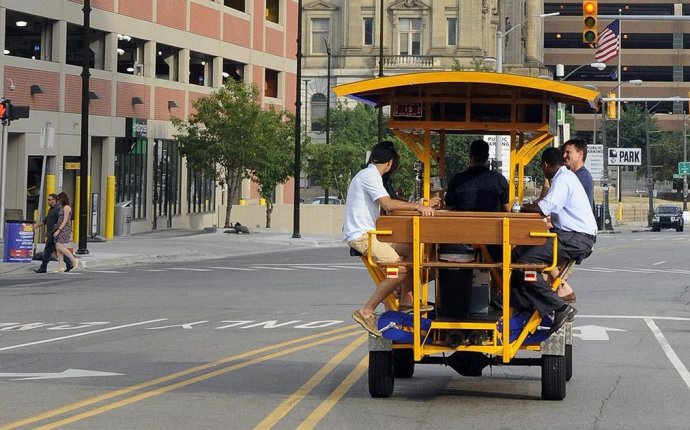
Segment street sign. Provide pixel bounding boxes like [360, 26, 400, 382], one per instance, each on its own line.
[673, 174, 685, 179]
[608, 148, 641, 166]
[585, 144, 603, 181]
[679, 161, 690, 175]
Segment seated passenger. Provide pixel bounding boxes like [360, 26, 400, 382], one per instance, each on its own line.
[513, 147, 597, 334]
[445, 139, 510, 212]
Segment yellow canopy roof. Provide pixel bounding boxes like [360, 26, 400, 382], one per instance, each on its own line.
[333, 71, 601, 111]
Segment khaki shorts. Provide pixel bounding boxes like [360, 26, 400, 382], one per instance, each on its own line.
[348, 234, 400, 265]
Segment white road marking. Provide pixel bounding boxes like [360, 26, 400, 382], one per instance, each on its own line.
[249, 266, 297, 271]
[573, 324, 626, 340]
[140, 269, 166, 272]
[0, 369, 123, 381]
[90, 270, 124, 274]
[208, 267, 257, 271]
[325, 265, 367, 270]
[578, 315, 690, 321]
[289, 266, 338, 271]
[169, 268, 213, 272]
[645, 318, 690, 393]
[0, 319, 168, 352]
[651, 261, 666, 266]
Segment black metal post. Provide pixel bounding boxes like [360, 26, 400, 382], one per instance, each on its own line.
[323, 38, 331, 204]
[77, 0, 91, 255]
[601, 111, 613, 230]
[377, 0, 384, 143]
[292, 0, 303, 238]
[645, 102, 654, 226]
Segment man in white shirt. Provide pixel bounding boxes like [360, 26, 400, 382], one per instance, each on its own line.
[345, 141, 437, 337]
[515, 147, 597, 334]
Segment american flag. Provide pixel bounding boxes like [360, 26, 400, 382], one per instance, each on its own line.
[595, 20, 620, 63]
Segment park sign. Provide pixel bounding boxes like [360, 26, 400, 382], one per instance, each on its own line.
[608, 148, 641, 166]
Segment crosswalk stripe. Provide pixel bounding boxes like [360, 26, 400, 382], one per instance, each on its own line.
[249, 266, 297, 271]
[169, 268, 213, 272]
[289, 266, 338, 270]
[208, 267, 257, 271]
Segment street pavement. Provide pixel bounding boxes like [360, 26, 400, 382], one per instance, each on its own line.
[0, 227, 344, 276]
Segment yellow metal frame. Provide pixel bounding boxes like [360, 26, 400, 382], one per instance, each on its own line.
[338, 71, 597, 364]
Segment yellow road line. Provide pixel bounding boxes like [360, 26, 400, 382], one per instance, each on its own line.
[296, 355, 369, 430]
[253, 334, 367, 430]
[32, 331, 362, 430]
[1, 325, 359, 430]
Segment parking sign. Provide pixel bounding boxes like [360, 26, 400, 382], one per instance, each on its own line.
[608, 148, 641, 166]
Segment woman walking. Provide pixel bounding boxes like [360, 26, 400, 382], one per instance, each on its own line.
[54, 192, 79, 272]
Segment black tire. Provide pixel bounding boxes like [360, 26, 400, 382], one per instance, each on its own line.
[565, 344, 573, 382]
[369, 351, 394, 398]
[652, 226, 660, 232]
[677, 225, 683, 232]
[393, 348, 415, 378]
[541, 354, 566, 400]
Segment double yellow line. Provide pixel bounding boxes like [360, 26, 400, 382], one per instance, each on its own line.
[1, 325, 369, 430]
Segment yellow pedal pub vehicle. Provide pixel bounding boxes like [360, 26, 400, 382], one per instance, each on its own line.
[333, 71, 600, 400]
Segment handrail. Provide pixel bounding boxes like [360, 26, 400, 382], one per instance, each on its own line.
[366, 229, 392, 267]
[529, 231, 558, 271]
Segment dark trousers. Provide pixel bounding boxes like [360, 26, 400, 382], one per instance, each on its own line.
[39, 234, 72, 271]
[511, 231, 594, 317]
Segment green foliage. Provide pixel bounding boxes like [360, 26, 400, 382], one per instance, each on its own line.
[451, 57, 495, 72]
[172, 79, 290, 227]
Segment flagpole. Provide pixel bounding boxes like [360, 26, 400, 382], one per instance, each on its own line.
[616, 9, 623, 220]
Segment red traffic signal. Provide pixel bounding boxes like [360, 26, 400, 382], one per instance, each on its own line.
[582, 1, 598, 43]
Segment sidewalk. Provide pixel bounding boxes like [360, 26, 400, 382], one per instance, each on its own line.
[0, 228, 344, 275]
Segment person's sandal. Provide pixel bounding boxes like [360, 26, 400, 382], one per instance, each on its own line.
[352, 310, 381, 337]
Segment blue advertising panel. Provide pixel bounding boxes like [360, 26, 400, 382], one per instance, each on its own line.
[3, 221, 35, 263]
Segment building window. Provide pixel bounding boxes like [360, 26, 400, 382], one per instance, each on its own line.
[224, 0, 245, 12]
[265, 68, 279, 98]
[363, 17, 374, 46]
[223, 59, 245, 83]
[4, 11, 53, 61]
[311, 18, 330, 54]
[115, 138, 148, 220]
[117, 34, 146, 75]
[399, 18, 422, 55]
[447, 18, 457, 46]
[190, 51, 214, 87]
[153, 139, 181, 221]
[311, 93, 327, 132]
[156, 43, 180, 81]
[266, 0, 280, 24]
[187, 169, 216, 213]
[66, 24, 107, 70]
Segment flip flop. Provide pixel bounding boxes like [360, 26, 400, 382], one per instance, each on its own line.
[352, 310, 381, 337]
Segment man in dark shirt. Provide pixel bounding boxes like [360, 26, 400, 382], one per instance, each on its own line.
[445, 139, 510, 212]
[33, 193, 73, 273]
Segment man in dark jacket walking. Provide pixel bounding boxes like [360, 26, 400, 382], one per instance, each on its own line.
[33, 193, 73, 273]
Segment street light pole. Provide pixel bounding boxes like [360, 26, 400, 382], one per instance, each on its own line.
[645, 101, 654, 226]
[377, 0, 384, 143]
[684, 114, 688, 211]
[323, 37, 331, 205]
[292, 0, 303, 239]
[77, 0, 91, 255]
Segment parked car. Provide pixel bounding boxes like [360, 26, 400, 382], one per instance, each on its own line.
[306, 196, 343, 205]
[651, 205, 684, 232]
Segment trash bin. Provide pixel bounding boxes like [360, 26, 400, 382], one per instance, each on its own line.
[594, 204, 604, 231]
[3, 220, 35, 263]
[114, 200, 133, 236]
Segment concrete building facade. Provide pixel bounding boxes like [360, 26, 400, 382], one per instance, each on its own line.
[0, 0, 298, 235]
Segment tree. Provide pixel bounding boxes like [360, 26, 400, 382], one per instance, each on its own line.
[250, 108, 294, 228]
[172, 80, 264, 228]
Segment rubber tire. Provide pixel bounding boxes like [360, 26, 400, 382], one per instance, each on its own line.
[369, 351, 394, 398]
[652, 226, 660, 232]
[565, 344, 573, 382]
[541, 354, 567, 400]
[677, 225, 683, 232]
[393, 348, 415, 378]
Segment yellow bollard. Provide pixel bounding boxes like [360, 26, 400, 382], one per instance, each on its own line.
[616, 203, 623, 222]
[105, 176, 115, 239]
[259, 198, 266, 206]
[74, 176, 80, 244]
[45, 175, 55, 215]
[239, 199, 247, 206]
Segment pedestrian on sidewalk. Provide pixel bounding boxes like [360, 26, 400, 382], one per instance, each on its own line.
[33, 193, 73, 273]
[53, 192, 79, 273]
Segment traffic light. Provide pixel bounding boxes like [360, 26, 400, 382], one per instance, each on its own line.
[0, 99, 10, 125]
[606, 92, 617, 120]
[582, 1, 598, 44]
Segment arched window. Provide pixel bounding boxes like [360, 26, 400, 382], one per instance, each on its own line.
[311, 93, 327, 132]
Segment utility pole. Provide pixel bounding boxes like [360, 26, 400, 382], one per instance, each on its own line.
[684, 113, 688, 211]
[323, 38, 331, 205]
[77, 0, 91, 255]
[645, 101, 654, 226]
[377, 0, 384, 144]
[292, 0, 303, 238]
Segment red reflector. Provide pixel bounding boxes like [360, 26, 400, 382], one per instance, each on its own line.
[386, 267, 399, 279]
[524, 271, 537, 282]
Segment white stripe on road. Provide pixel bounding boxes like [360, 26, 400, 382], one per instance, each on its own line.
[325, 265, 367, 270]
[289, 266, 338, 271]
[645, 318, 690, 393]
[578, 315, 690, 321]
[140, 269, 166, 272]
[208, 267, 257, 271]
[0, 319, 168, 352]
[651, 261, 666, 266]
[90, 270, 124, 274]
[169, 268, 213, 272]
[249, 266, 297, 271]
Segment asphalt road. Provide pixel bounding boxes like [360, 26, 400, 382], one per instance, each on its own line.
[1, 230, 689, 429]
